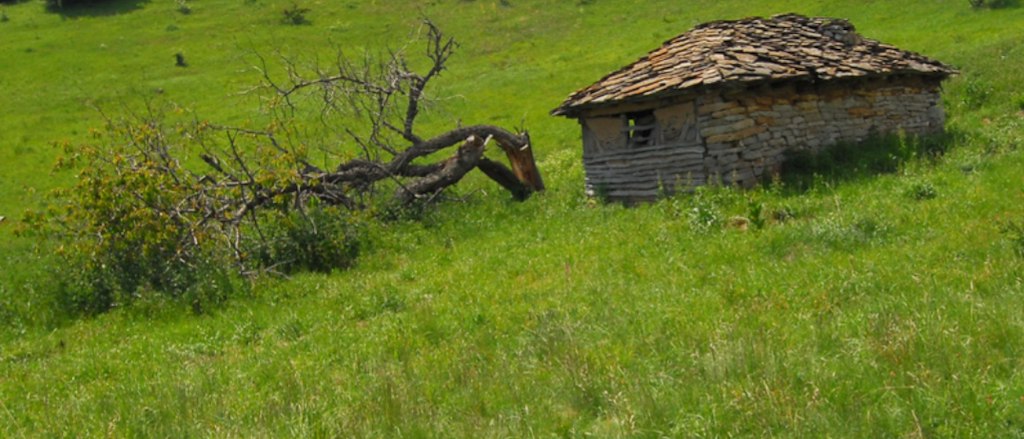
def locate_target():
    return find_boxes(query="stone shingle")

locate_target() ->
[551,14,956,117]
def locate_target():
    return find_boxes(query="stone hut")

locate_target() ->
[551,14,956,201]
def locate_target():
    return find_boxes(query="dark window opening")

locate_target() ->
[625,110,656,147]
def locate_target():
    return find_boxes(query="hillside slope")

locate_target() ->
[1,0,1024,436]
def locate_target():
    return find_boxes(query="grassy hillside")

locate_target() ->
[2,0,1024,436]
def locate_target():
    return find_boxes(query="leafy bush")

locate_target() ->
[24,110,364,316]
[246,206,363,274]
[23,126,238,314]
[281,3,309,25]
[45,243,235,316]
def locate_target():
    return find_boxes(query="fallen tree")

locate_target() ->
[29,20,543,313]
[227,20,544,208]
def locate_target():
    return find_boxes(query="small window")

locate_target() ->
[625,110,656,148]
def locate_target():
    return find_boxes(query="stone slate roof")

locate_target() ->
[552,14,956,117]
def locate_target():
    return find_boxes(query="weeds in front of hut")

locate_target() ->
[1000,220,1024,257]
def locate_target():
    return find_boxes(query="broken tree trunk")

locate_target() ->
[494,130,545,193]
[388,125,544,204]
[396,135,487,203]
[477,157,530,200]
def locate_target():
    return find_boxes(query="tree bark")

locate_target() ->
[477,157,530,201]
[394,135,487,204]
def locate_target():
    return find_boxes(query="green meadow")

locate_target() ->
[2,0,1024,436]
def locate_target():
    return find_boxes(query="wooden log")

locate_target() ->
[603,189,661,199]
[583,142,704,161]
[585,164,706,179]
[585,153,705,168]
[586,168,706,182]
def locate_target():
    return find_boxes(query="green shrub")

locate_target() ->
[686,187,723,231]
[24,110,363,316]
[47,245,235,316]
[747,200,766,229]
[1001,220,1024,258]
[24,141,227,313]
[22,138,240,315]
[905,180,938,200]
[281,2,309,25]
[962,78,994,109]
[246,206,363,274]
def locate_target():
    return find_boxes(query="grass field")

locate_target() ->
[2,0,1024,436]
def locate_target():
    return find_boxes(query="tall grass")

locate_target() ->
[2,0,1024,435]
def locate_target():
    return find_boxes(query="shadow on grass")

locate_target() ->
[776,131,958,195]
[971,0,1020,9]
[46,0,150,18]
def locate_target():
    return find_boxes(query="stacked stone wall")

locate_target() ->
[579,77,947,201]
[697,77,946,187]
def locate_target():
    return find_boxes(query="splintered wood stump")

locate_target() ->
[496,131,545,192]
